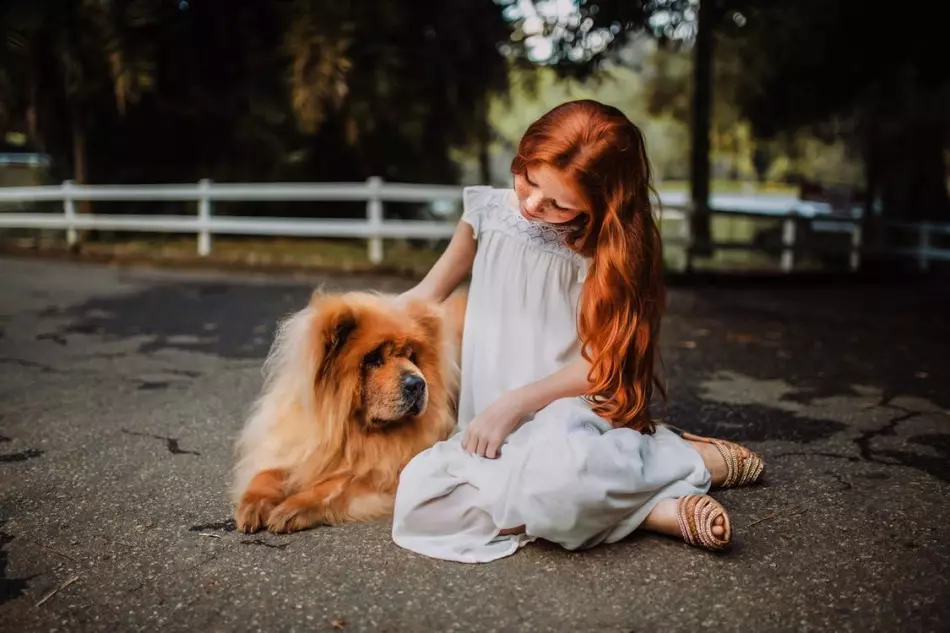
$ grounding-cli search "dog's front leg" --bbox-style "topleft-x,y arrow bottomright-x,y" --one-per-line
235,468 -> 288,533
266,475 -> 348,533
266,476 -> 391,533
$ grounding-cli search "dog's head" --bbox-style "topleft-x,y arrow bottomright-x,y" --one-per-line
297,292 -> 446,431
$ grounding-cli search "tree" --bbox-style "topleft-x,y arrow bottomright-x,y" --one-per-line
488,61 -> 691,183
1,0 -> 158,191
499,0 -> 949,262
1,0 -> 514,223
497,0 -> 746,261
284,0 -> 511,185
730,0 -> 949,223
639,33 -> 762,182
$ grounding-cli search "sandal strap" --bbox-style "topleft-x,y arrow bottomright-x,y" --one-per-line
676,494 -> 731,551
710,438 -> 741,487
671,426 -> 765,489
712,437 -> 765,488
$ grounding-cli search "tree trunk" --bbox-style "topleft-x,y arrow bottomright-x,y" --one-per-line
877,122 -> 949,223
477,135 -> 491,185
688,0 -> 715,263
25,69 -> 44,152
860,118 -> 883,254
70,109 -> 91,246
476,95 -> 491,185
860,105 -> 949,270
71,116 -> 88,190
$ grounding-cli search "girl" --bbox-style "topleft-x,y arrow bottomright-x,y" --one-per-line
392,100 -> 764,563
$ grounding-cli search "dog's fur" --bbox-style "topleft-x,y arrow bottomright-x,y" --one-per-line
231,290 -> 466,533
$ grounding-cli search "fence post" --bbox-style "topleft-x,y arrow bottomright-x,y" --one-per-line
62,180 -> 78,247
918,223 -> 931,272
197,178 -> 212,257
366,176 -> 383,265
849,221 -> 862,272
780,215 -> 796,273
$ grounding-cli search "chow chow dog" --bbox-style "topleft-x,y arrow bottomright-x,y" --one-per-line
231,289 -> 466,533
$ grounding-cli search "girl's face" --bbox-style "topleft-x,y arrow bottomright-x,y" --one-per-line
513,164 -> 585,225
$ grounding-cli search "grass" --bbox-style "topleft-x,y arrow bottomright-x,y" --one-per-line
0,233 -> 443,278
658,179 -> 798,195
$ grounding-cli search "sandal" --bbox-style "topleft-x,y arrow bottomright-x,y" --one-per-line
677,494 -> 732,551
667,425 -> 765,489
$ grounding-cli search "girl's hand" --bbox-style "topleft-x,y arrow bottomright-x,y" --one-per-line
462,390 -> 530,459
394,286 -> 428,307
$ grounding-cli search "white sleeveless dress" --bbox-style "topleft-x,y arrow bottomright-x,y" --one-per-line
391,186 -> 710,563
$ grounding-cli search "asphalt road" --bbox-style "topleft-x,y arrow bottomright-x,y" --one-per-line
1,257 -> 949,632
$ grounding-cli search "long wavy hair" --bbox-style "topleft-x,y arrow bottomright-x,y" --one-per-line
511,100 -> 666,433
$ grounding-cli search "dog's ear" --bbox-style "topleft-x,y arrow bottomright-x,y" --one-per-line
315,302 -> 358,376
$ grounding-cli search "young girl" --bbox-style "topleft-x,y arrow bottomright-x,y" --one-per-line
392,100 -> 764,563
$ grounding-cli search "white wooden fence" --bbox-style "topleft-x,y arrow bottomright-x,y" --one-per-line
0,178 -> 947,273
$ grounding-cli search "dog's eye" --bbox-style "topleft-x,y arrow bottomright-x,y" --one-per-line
409,351 -> 418,365
364,349 -> 384,368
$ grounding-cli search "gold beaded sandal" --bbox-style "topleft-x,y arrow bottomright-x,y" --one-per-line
677,494 -> 732,551
667,425 -> 766,489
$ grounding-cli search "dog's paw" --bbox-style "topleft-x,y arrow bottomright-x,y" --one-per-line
235,496 -> 277,533
265,499 -> 321,534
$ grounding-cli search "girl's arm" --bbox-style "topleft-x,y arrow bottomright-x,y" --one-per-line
400,220 -> 477,303
462,356 -> 592,458
510,356 -> 591,415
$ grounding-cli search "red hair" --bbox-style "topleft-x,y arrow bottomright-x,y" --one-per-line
511,100 -> 666,433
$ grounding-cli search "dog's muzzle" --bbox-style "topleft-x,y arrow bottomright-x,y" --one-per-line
401,373 -> 427,415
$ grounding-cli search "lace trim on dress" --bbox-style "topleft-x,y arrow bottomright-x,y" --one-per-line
479,189 -> 586,265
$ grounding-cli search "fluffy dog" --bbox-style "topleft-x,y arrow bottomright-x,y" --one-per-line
231,289 -> 466,533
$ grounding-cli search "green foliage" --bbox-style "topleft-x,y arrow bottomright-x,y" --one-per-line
502,0 -> 948,220
2,0 -> 944,222
0,0 -> 512,196
729,0 -> 950,219
488,61 -> 691,182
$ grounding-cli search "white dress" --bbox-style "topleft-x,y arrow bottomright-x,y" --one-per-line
391,186 -> 710,563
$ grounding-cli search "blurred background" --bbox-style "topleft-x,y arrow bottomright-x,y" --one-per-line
1,6 -> 949,627
0,0 -> 947,276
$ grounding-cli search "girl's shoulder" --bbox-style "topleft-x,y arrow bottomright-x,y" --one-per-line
462,185 -> 511,215
460,186 -> 513,237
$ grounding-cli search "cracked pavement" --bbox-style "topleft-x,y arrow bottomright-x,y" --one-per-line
1,257 -> 948,632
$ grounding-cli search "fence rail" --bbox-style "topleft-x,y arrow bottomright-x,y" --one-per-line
1,178 -> 947,273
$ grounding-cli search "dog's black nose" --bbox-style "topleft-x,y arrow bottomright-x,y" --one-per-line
401,373 -> 426,403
